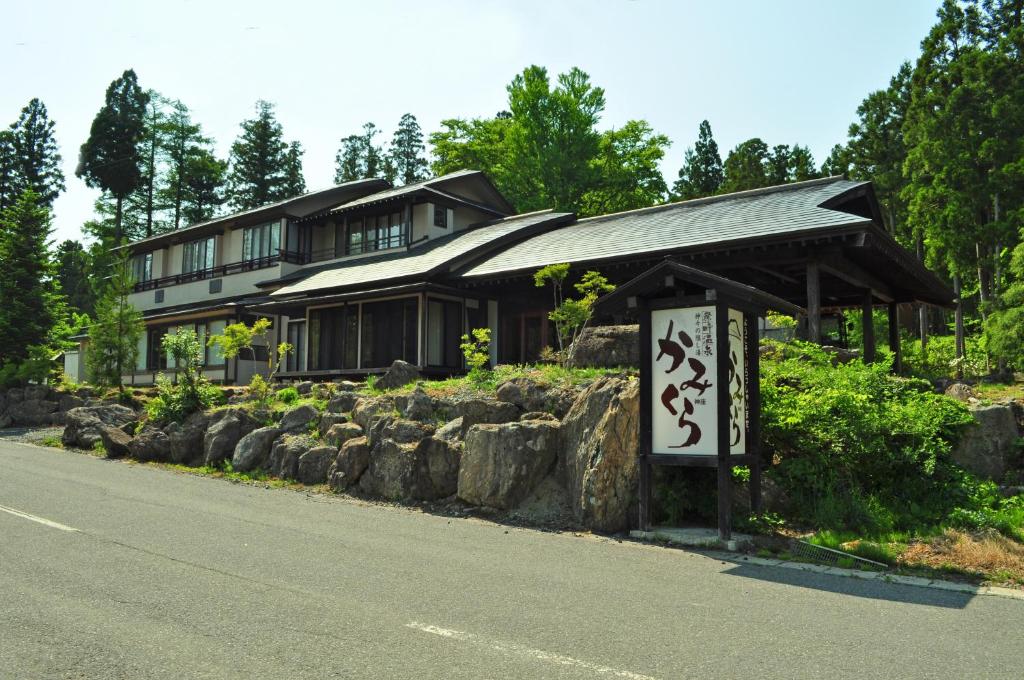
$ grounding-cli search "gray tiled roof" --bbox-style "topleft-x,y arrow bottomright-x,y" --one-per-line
272,210 -> 571,297
458,177 -> 872,279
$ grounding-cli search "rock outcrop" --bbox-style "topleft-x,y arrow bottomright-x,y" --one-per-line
62,405 -> 137,449
377,360 -> 420,390
328,436 -> 371,491
296,446 -> 336,484
458,420 -> 559,509
279,404 -> 318,433
560,377 -> 640,532
953,403 -> 1022,480
232,426 -> 283,472
267,434 -> 315,479
568,325 -> 639,369
203,409 -> 259,466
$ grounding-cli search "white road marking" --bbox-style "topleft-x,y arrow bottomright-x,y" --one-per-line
405,621 -> 658,679
0,504 -> 79,532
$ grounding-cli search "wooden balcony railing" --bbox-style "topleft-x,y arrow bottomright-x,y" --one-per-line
133,254 -> 280,292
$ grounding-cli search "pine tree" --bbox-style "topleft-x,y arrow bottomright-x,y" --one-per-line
135,92 -> 168,237
820,144 -> 851,176
672,120 -> 723,199
0,130 -> 16,212
389,113 -> 428,185
334,122 -> 392,184
182,150 -> 227,225
721,138 -> 770,193
159,100 -> 205,230
86,250 -> 143,392
335,134 -> 363,183
0,190 -> 58,365
10,98 -> 65,208
54,240 -> 95,317
767,144 -> 792,185
281,141 -> 306,198
77,69 -> 149,241
789,145 -> 819,181
227,100 -> 304,209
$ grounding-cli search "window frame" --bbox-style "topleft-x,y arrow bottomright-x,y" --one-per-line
182,236 -> 216,275
242,221 -> 281,262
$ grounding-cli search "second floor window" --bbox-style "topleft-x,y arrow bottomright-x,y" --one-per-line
131,252 -> 152,283
243,221 -> 281,261
346,211 -> 407,255
183,236 -> 215,274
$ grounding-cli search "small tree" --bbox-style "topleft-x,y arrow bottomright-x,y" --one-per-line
534,264 -> 615,364
460,327 -> 491,382
86,251 -> 143,393
208,317 -> 292,403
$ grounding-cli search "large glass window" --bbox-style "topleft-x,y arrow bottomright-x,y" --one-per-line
309,306 -> 359,371
182,236 -> 216,274
345,211 -> 407,255
426,299 -> 463,368
146,328 -> 168,370
286,321 -> 306,372
131,252 -> 153,283
242,221 -> 281,261
360,299 -> 418,368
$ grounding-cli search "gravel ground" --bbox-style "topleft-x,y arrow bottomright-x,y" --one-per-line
0,426 -> 64,445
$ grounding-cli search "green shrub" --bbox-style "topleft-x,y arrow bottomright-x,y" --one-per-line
276,386 -> 299,405
901,334 -> 987,380
760,340 -> 976,534
144,329 -> 219,424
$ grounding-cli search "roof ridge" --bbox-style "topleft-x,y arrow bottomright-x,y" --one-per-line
575,176 -> 855,226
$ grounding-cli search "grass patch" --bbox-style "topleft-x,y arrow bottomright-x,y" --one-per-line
154,460 -> 296,489
39,435 -> 63,449
900,529 -> 1024,587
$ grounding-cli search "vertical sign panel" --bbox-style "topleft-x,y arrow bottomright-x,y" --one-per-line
727,308 -> 747,455
651,306 -> 718,455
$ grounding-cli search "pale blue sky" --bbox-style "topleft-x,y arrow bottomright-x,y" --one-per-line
2,0 -> 940,244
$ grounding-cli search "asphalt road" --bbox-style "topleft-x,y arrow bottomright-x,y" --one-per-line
1,441 -> 1021,680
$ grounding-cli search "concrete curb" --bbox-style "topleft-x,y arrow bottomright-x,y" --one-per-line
707,551 -> 1024,602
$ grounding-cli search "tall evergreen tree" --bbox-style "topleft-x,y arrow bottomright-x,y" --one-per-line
0,190 -> 58,365
789,145 -> 819,181
389,113 -> 428,185
672,120 -> 723,199
820,143 -> 852,176
10,98 -> 65,208
54,239 -> 95,317
159,100 -> 205,229
335,122 -> 392,184
281,141 -> 306,197
86,250 -> 143,392
181,149 -> 227,226
721,138 -> 771,192
0,130 -> 16,212
77,69 -> 149,241
226,100 -> 304,210
767,144 -> 792,184
134,92 -> 169,237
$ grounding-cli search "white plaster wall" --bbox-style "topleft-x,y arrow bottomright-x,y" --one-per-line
128,265 -> 281,312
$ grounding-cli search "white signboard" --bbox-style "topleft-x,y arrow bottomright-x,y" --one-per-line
727,308 -> 747,455
651,306 -> 718,455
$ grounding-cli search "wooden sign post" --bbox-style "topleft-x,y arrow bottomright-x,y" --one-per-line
593,261 -> 804,541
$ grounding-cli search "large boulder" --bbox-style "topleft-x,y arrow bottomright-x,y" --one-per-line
324,422 -> 363,449
944,382 -> 976,403
295,381 -> 314,396
358,440 -> 432,501
128,424 -> 171,462
98,424 -> 133,458
24,385 -> 53,402
368,417 -> 434,447
8,399 -> 60,426
419,437 -> 461,499
232,426 -> 283,472
318,412 -> 349,436
164,411 -> 211,465
279,403 -> 319,433
402,385 -> 436,422
952,403 -> 1022,480
458,420 -> 559,509
58,394 -> 85,412
560,377 -> 640,533
568,325 -> 639,369
377,360 -> 420,390
296,446 -> 336,484
203,408 -> 259,467
457,399 -> 520,434
62,405 -> 137,449
328,436 -> 371,491
268,434 -> 315,479
326,392 -> 361,414
495,379 -> 579,419
351,396 -> 395,431
435,418 -> 463,443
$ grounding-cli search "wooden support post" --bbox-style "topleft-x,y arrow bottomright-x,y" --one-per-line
638,299 -> 652,532
888,302 -> 902,374
716,304 -> 732,542
746,312 -> 763,514
862,291 -> 876,364
806,261 -> 821,344
953,274 -> 965,379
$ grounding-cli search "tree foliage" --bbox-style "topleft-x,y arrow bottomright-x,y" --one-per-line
54,239 -> 95,316
9,98 -> 65,208
672,120 -> 723,199
77,69 -> 149,240
227,100 -> 306,210
0,190 -> 60,369
86,250 -> 143,391
389,113 -> 429,185
430,66 -> 669,216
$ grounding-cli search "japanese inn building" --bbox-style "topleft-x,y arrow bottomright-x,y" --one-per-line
62,169 -> 954,386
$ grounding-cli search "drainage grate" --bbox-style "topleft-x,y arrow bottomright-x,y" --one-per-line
791,540 -> 888,569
